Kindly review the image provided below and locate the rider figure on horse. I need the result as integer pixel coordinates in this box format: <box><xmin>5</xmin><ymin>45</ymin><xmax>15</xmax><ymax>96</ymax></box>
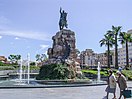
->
<box><xmin>59</xmin><ymin>7</ymin><xmax>68</xmax><ymax>30</ymax></box>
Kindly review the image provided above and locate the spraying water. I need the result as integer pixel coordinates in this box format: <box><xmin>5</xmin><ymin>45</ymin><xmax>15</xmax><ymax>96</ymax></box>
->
<box><xmin>27</xmin><ymin>53</ymin><xmax>30</xmax><ymax>84</ymax></box>
<box><xmin>18</xmin><ymin>54</ymin><xmax>30</xmax><ymax>84</ymax></box>
<box><xmin>97</xmin><ymin>62</ymin><xmax>101</xmax><ymax>82</ymax></box>
<box><xmin>19</xmin><ymin>57</ymin><xmax>23</xmax><ymax>83</ymax></box>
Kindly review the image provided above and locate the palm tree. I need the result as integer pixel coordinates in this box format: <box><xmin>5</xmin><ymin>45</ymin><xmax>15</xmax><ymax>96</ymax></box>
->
<box><xmin>41</xmin><ymin>54</ymin><xmax>47</xmax><ymax>61</ymax></box>
<box><xmin>36</xmin><ymin>54</ymin><xmax>47</xmax><ymax>62</ymax></box>
<box><xmin>15</xmin><ymin>55</ymin><xmax>21</xmax><ymax>63</ymax></box>
<box><xmin>99</xmin><ymin>31</ymin><xmax>114</xmax><ymax>68</ymax></box>
<box><xmin>119</xmin><ymin>32</ymin><xmax>132</xmax><ymax>69</ymax></box>
<box><xmin>35</xmin><ymin>54</ymin><xmax>41</xmax><ymax>62</ymax></box>
<box><xmin>75</xmin><ymin>49</ymin><xmax>80</xmax><ymax>58</ymax></box>
<box><xmin>105</xmin><ymin>50</ymin><xmax>114</xmax><ymax>66</ymax></box>
<box><xmin>8</xmin><ymin>55</ymin><xmax>15</xmax><ymax>63</ymax></box>
<box><xmin>111</xmin><ymin>26</ymin><xmax>122</xmax><ymax>69</ymax></box>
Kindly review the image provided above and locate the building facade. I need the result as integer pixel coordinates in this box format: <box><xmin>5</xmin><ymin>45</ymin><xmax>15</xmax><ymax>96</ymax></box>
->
<box><xmin>116</xmin><ymin>29</ymin><xmax>132</xmax><ymax>67</ymax></box>
<box><xmin>80</xmin><ymin>30</ymin><xmax>132</xmax><ymax>68</ymax></box>
<box><xmin>101</xmin><ymin>29</ymin><xmax>132</xmax><ymax>67</ymax></box>
<box><xmin>127</xmin><ymin>30</ymin><xmax>132</xmax><ymax>66</ymax></box>
<box><xmin>0</xmin><ymin>56</ymin><xmax>7</xmax><ymax>63</ymax></box>
<box><xmin>80</xmin><ymin>49</ymin><xmax>108</xmax><ymax>67</ymax></box>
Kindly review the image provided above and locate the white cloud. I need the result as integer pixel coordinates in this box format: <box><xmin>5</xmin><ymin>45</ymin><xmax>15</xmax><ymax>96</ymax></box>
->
<box><xmin>40</xmin><ymin>44</ymin><xmax>49</xmax><ymax>49</ymax></box>
<box><xmin>0</xmin><ymin>30</ymin><xmax>51</xmax><ymax>41</ymax></box>
<box><xmin>15</xmin><ymin>37</ymin><xmax>20</xmax><ymax>40</ymax></box>
<box><xmin>0</xmin><ymin>35</ymin><xmax>2</xmax><ymax>39</ymax></box>
<box><xmin>35</xmin><ymin>44</ymin><xmax>49</xmax><ymax>54</ymax></box>
<box><xmin>0</xmin><ymin>16</ymin><xmax>51</xmax><ymax>41</ymax></box>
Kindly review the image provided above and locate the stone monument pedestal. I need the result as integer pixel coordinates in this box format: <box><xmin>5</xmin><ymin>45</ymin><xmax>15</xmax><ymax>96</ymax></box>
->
<box><xmin>45</xmin><ymin>29</ymin><xmax>82</xmax><ymax>78</ymax></box>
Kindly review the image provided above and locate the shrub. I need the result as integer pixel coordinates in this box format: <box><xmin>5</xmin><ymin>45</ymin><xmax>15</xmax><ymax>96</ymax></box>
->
<box><xmin>0</xmin><ymin>61</ymin><xmax>5</xmax><ymax>66</ymax></box>
<box><xmin>36</xmin><ymin>64</ymin><xmax>69</xmax><ymax>80</ymax></box>
<box><xmin>82</xmin><ymin>69</ymin><xmax>108</xmax><ymax>76</ymax></box>
<box><xmin>0</xmin><ymin>66</ymin><xmax>15</xmax><ymax>70</ymax></box>
<box><xmin>30</xmin><ymin>62</ymin><xmax>36</xmax><ymax>65</ymax></box>
<box><xmin>122</xmin><ymin>70</ymin><xmax>132</xmax><ymax>80</ymax></box>
<box><xmin>30</xmin><ymin>66</ymin><xmax>40</xmax><ymax>70</ymax></box>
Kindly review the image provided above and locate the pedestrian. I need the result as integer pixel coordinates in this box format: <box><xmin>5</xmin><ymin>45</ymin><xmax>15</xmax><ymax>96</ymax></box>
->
<box><xmin>105</xmin><ymin>69</ymin><xmax>117</xmax><ymax>99</ymax></box>
<box><xmin>118</xmin><ymin>67</ymin><xmax>122</xmax><ymax>72</ymax></box>
<box><xmin>116</xmin><ymin>71</ymin><xmax>127</xmax><ymax>99</ymax></box>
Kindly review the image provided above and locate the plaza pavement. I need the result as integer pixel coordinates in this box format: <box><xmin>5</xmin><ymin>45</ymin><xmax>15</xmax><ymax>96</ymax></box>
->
<box><xmin>0</xmin><ymin>81</ymin><xmax>131</xmax><ymax>99</ymax></box>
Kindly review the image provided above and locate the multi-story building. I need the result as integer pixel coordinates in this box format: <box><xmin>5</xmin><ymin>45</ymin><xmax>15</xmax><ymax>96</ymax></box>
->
<box><xmin>80</xmin><ymin>49</ymin><xmax>108</xmax><ymax>67</ymax></box>
<box><xmin>80</xmin><ymin>30</ymin><xmax>132</xmax><ymax>68</ymax></box>
<box><xmin>0</xmin><ymin>56</ymin><xmax>7</xmax><ymax>63</ymax></box>
<box><xmin>116</xmin><ymin>29</ymin><xmax>132</xmax><ymax>67</ymax></box>
<box><xmin>127</xmin><ymin>29</ymin><xmax>132</xmax><ymax>66</ymax></box>
<box><xmin>97</xmin><ymin>53</ymin><xmax>108</xmax><ymax>67</ymax></box>
<box><xmin>80</xmin><ymin>49</ymin><xmax>96</xmax><ymax>67</ymax></box>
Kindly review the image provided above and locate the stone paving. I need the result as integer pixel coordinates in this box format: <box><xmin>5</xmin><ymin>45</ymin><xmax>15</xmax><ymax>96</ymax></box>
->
<box><xmin>0</xmin><ymin>81</ymin><xmax>131</xmax><ymax>99</ymax></box>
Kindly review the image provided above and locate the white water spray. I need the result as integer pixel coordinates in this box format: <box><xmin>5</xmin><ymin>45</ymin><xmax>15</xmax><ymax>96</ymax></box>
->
<box><xmin>97</xmin><ymin>62</ymin><xmax>101</xmax><ymax>82</ymax></box>
<box><xmin>27</xmin><ymin>53</ymin><xmax>30</xmax><ymax>84</ymax></box>
<box><xmin>19</xmin><ymin>57</ymin><xmax>23</xmax><ymax>82</ymax></box>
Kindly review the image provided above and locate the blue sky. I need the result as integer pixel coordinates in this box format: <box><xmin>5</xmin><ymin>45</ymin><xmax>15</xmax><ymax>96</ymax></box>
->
<box><xmin>0</xmin><ymin>0</ymin><xmax>132</xmax><ymax>61</ymax></box>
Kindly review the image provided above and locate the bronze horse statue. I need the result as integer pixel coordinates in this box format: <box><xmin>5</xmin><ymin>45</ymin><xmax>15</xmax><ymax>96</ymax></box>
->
<box><xmin>59</xmin><ymin>8</ymin><xmax>68</xmax><ymax>30</ymax></box>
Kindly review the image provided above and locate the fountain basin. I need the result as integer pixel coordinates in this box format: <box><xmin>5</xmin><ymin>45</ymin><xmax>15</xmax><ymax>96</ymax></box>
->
<box><xmin>0</xmin><ymin>79</ymin><xmax>107</xmax><ymax>89</ymax></box>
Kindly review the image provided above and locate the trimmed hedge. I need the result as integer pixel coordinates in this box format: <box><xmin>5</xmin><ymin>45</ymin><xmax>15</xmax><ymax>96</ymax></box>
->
<box><xmin>82</xmin><ymin>69</ymin><xmax>108</xmax><ymax>76</ymax></box>
<box><xmin>122</xmin><ymin>70</ymin><xmax>132</xmax><ymax>80</ymax></box>
<box><xmin>82</xmin><ymin>69</ymin><xmax>132</xmax><ymax>81</ymax></box>
<box><xmin>0</xmin><ymin>66</ymin><xmax>15</xmax><ymax>70</ymax></box>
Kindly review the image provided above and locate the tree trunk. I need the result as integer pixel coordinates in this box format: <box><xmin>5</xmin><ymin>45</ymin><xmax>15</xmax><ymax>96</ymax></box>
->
<box><xmin>126</xmin><ymin>41</ymin><xmax>129</xmax><ymax>69</ymax></box>
<box><xmin>107</xmin><ymin>42</ymin><xmax>110</xmax><ymax>68</ymax></box>
<box><xmin>115</xmin><ymin>35</ymin><xmax>118</xmax><ymax>69</ymax></box>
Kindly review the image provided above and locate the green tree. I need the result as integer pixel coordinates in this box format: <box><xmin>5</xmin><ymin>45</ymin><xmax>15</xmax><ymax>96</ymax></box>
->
<box><xmin>111</xmin><ymin>26</ymin><xmax>122</xmax><ymax>69</ymax></box>
<box><xmin>0</xmin><ymin>61</ymin><xmax>5</xmax><ymax>66</ymax></box>
<box><xmin>105</xmin><ymin>50</ymin><xmax>114</xmax><ymax>66</ymax></box>
<box><xmin>30</xmin><ymin>62</ymin><xmax>36</xmax><ymax>66</ymax></box>
<box><xmin>36</xmin><ymin>54</ymin><xmax>47</xmax><ymax>62</ymax></box>
<box><xmin>99</xmin><ymin>31</ymin><xmax>114</xmax><ymax>68</ymax></box>
<box><xmin>8</xmin><ymin>54</ymin><xmax>21</xmax><ymax>64</ymax></box>
<box><xmin>119</xmin><ymin>32</ymin><xmax>132</xmax><ymax>69</ymax></box>
<box><xmin>75</xmin><ymin>49</ymin><xmax>80</xmax><ymax>57</ymax></box>
<box><xmin>36</xmin><ymin>54</ymin><xmax>40</xmax><ymax>62</ymax></box>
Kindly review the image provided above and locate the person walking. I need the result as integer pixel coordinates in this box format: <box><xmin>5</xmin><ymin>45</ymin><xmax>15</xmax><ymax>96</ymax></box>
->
<box><xmin>105</xmin><ymin>69</ymin><xmax>117</xmax><ymax>99</ymax></box>
<box><xmin>116</xmin><ymin>71</ymin><xmax>127</xmax><ymax>99</ymax></box>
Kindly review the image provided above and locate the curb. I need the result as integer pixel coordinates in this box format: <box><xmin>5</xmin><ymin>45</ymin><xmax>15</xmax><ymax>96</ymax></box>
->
<box><xmin>0</xmin><ymin>83</ymin><xmax>107</xmax><ymax>89</ymax></box>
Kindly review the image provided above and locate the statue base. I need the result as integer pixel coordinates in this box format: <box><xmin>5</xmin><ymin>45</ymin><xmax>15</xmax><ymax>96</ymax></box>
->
<box><xmin>45</xmin><ymin>29</ymin><xmax>82</xmax><ymax>78</ymax></box>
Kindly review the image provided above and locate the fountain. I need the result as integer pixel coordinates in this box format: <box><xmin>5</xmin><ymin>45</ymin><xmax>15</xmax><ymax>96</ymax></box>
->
<box><xmin>0</xmin><ymin>52</ymin><xmax>106</xmax><ymax>88</ymax></box>
<box><xmin>0</xmin><ymin>53</ymin><xmax>33</xmax><ymax>86</ymax></box>
<box><xmin>27</xmin><ymin>53</ymin><xmax>30</xmax><ymax>84</ymax></box>
<box><xmin>19</xmin><ymin>57</ymin><xmax>23</xmax><ymax>83</ymax></box>
<box><xmin>97</xmin><ymin>62</ymin><xmax>101</xmax><ymax>82</ymax></box>
<box><xmin>0</xmin><ymin>8</ymin><xmax>107</xmax><ymax>89</ymax></box>
<box><xmin>18</xmin><ymin>53</ymin><xmax>30</xmax><ymax>84</ymax></box>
